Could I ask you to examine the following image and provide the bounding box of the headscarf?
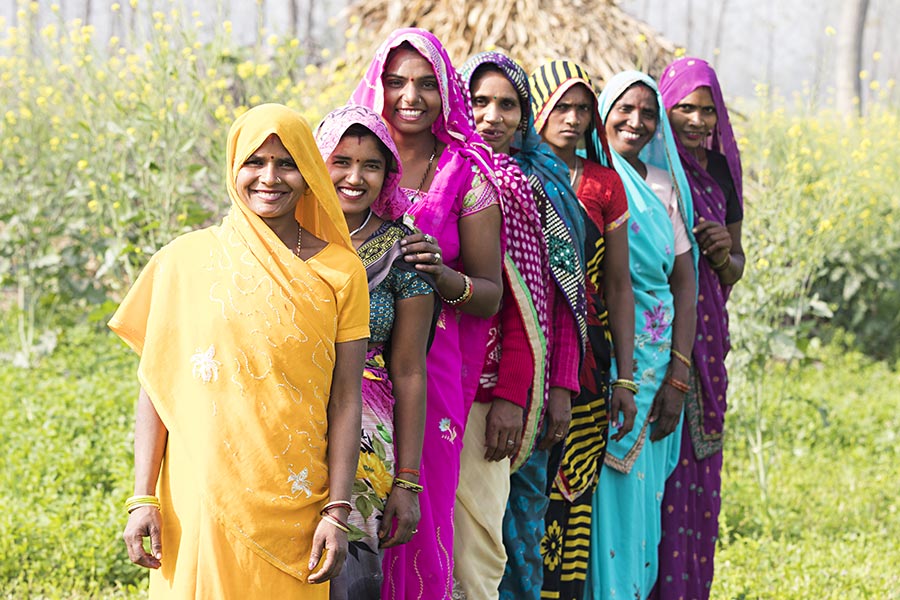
[314,103,411,221]
[529,60,611,165]
[226,103,353,253]
[349,27,496,182]
[659,57,743,203]
[659,58,742,452]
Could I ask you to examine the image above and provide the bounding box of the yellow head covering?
[225,103,353,253]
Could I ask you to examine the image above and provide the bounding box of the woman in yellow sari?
[110,103,370,597]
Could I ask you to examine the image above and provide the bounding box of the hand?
[538,387,572,450]
[123,506,163,569]
[484,398,524,461]
[401,232,446,279]
[378,487,421,548]
[307,516,348,583]
[609,386,637,442]
[693,218,733,267]
[648,379,685,442]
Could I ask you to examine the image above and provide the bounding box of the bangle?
[320,500,352,516]
[671,349,692,369]
[710,253,731,271]
[665,377,690,394]
[610,379,638,394]
[125,495,161,514]
[440,273,473,306]
[321,514,351,533]
[397,467,420,477]
[393,478,424,493]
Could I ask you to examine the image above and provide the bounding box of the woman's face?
[381,47,442,136]
[667,86,717,151]
[326,134,387,218]
[235,134,307,223]
[541,83,593,155]
[471,69,522,155]
[605,83,658,160]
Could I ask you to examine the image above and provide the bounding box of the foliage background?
[1,2,898,599]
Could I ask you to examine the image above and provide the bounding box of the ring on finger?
[506,439,515,446]
[433,252,441,264]
[554,431,565,438]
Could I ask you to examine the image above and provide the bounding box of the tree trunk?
[289,0,299,40]
[836,0,871,116]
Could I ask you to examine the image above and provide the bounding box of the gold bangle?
[671,349,692,369]
[611,379,638,394]
[441,273,473,306]
[321,514,351,533]
[125,495,161,514]
[393,478,424,493]
[710,253,731,271]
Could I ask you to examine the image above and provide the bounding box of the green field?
[2,5,900,599]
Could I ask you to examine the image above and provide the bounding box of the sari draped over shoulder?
[583,72,697,600]
[109,104,370,598]
[351,29,501,600]
[651,57,744,600]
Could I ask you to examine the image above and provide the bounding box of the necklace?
[413,141,438,199]
[349,208,372,237]
[294,223,302,257]
[569,157,581,189]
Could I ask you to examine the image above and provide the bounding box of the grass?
[1,328,898,598]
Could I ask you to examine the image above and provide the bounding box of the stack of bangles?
[320,500,353,533]
[665,377,690,393]
[611,378,639,394]
[125,495,161,514]
[440,273,473,306]
[671,349,692,369]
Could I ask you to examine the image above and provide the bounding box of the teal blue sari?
[584,71,698,600]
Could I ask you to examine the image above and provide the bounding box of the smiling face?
[235,134,307,227]
[470,68,522,155]
[381,46,442,137]
[326,133,387,219]
[667,86,717,151]
[540,83,594,156]
[604,82,659,161]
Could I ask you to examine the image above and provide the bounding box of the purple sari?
[652,57,744,600]
[351,28,501,600]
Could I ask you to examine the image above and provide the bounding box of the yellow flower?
[355,452,393,498]
[223,20,232,33]
[111,3,120,11]
[873,51,882,62]
[87,200,99,212]
[825,25,836,36]
[77,159,88,170]
[859,70,869,80]
[674,47,686,58]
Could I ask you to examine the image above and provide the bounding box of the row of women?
[113,26,744,600]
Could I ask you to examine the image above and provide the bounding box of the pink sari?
[351,28,501,599]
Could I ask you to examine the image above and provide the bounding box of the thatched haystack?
[338,0,676,88]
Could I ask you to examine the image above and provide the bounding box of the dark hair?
[384,41,421,70]
[341,123,397,173]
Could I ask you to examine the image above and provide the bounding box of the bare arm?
[649,252,697,442]
[123,387,167,569]
[308,338,366,583]
[693,218,745,287]
[379,293,433,548]
[603,225,637,442]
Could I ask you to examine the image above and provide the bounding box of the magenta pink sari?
[351,28,501,599]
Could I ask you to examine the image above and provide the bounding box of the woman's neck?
[550,144,578,171]
[625,155,648,179]
[689,145,708,169]
[392,129,437,163]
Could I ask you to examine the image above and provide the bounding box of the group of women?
[113,26,744,600]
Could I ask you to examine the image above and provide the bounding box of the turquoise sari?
[584,71,697,599]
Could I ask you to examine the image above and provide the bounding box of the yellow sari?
[110,104,370,597]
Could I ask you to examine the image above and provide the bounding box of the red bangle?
[398,467,420,477]
[665,377,690,394]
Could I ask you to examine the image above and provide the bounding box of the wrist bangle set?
[441,273,473,306]
[397,467,420,477]
[320,500,352,516]
[665,377,690,394]
[321,514,351,534]
[611,379,638,394]
[125,495,160,514]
